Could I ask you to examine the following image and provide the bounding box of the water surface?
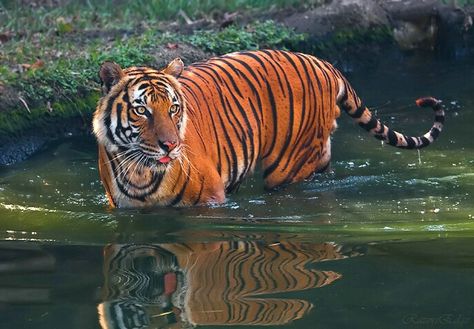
[0,53,473,328]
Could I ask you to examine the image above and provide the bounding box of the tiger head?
[93,58,187,171]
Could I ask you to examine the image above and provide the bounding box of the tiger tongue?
[164,272,177,295]
[158,156,172,164]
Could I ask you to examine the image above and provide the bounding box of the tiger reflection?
[98,241,363,328]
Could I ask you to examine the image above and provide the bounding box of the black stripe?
[238,51,270,75]
[420,136,430,146]
[108,150,164,201]
[261,78,278,159]
[212,61,257,181]
[260,50,287,98]
[220,55,263,89]
[376,123,385,134]
[263,52,298,179]
[193,179,206,206]
[114,102,129,144]
[211,60,245,98]
[169,165,191,206]
[405,136,416,148]
[291,54,319,158]
[192,66,240,187]
[201,67,243,187]
[430,127,441,139]
[387,129,398,145]
[435,115,445,123]
[180,71,224,175]
[350,105,366,118]
[359,116,377,131]
[216,57,264,159]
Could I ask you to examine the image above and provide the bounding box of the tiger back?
[93,50,444,208]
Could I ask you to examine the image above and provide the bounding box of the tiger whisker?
[114,154,139,178]
[116,151,141,171]
[129,153,147,179]
[116,152,143,179]
[178,151,198,181]
[105,147,140,166]
[180,146,198,171]
[122,154,146,181]
[177,156,191,181]
[180,143,197,157]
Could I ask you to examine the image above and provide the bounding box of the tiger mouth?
[158,155,172,164]
[143,153,178,168]
[119,146,178,169]
[135,142,181,167]
[142,155,174,168]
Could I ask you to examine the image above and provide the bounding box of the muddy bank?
[1,0,472,166]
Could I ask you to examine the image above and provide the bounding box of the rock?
[282,0,474,57]
[284,0,389,39]
[380,0,473,55]
[380,0,439,50]
[0,136,46,166]
[437,4,473,58]
[151,43,211,67]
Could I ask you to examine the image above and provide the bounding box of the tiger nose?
[158,140,177,152]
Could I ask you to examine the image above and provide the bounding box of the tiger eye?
[169,105,179,114]
[135,106,147,115]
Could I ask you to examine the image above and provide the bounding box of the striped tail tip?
[416,97,441,108]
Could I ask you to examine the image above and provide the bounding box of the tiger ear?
[99,62,124,94]
[162,58,184,78]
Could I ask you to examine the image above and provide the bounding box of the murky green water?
[1,53,473,328]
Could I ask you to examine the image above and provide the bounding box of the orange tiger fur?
[93,50,444,208]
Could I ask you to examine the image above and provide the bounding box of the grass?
[0,6,306,138]
[0,0,322,37]
[189,20,305,54]
[0,20,304,100]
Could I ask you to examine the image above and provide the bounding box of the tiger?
[97,241,362,328]
[93,50,445,208]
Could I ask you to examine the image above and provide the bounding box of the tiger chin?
[93,50,445,208]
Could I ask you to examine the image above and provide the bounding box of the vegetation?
[0,0,308,137]
[0,0,323,36]
[189,20,305,54]
[0,21,303,91]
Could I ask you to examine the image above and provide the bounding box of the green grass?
[0,15,306,137]
[0,20,303,101]
[189,20,305,54]
[0,0,322,37]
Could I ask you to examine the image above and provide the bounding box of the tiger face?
[93,58,187,172]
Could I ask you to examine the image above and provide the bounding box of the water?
[1,53,474,328]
